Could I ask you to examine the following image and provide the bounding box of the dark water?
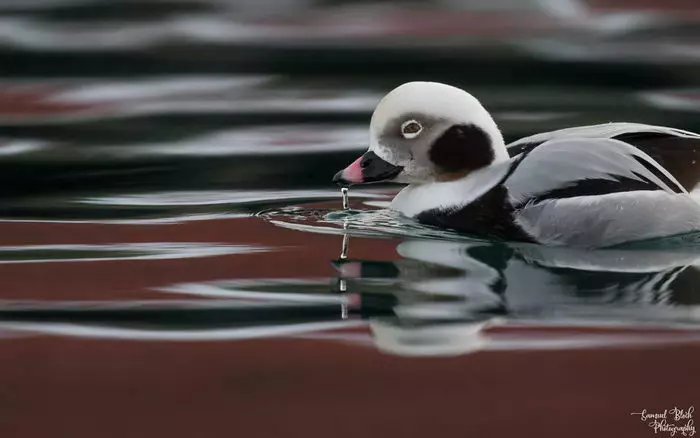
[1,1,699,437]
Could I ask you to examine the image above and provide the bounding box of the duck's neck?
[392,160,513,217]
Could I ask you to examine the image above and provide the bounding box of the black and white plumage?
[400,137,700,247]
[333,81,700,248]
[509,123,700,194]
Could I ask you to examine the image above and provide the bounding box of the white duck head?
[333,81,507,186]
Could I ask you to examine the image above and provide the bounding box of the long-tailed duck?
[332,81,700,248]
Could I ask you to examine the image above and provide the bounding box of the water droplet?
[341,187,349,210]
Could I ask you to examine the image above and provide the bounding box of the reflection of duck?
[2,235,700,358]
[340,239,700,311]
[333,81,700,247]
[334,236,700,355]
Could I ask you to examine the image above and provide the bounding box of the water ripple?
[0,242,267,263]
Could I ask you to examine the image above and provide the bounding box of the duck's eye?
[401,120,422,139]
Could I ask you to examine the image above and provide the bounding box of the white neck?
[390,160,513,217]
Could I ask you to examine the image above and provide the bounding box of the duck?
[332,81,700,248]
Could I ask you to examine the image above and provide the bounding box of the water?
[1,1,699,437]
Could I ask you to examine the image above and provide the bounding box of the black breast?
[415,185,535,243]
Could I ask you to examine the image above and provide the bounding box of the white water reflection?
[0,139,50,156]
[0,213,250,225]
[0,242,268,263]
[52,76,275,103]
[161,278,345,303]
[370,319,700,357]
[0,76,379,125]
[82,189,387,207]
[0,299,698,357]
[99,125,369,157]
[0,320,366,341]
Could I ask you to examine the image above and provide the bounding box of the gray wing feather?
[508,122,700,149]
[506,137,686,206]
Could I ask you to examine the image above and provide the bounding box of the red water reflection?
[0,216,400,301]
[0,212,697,438]
[0,85,107,118]
[0,335,696,438]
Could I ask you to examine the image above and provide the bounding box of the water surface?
[1,1,699,437]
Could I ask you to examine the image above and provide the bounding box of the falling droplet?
[340,233,349,259]
[341,187,349,210]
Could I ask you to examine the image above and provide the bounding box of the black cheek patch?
[429,124,494,173]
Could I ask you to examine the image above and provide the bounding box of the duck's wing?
[506,138,700,247]
[613,131,700,193]
[508,122,700,151]
[506,137,685,206]
[508,123,700,192]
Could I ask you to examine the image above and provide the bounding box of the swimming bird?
[332,81,700,248]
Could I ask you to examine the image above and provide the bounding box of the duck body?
[392,136,700,248]
[333,82,700,248]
